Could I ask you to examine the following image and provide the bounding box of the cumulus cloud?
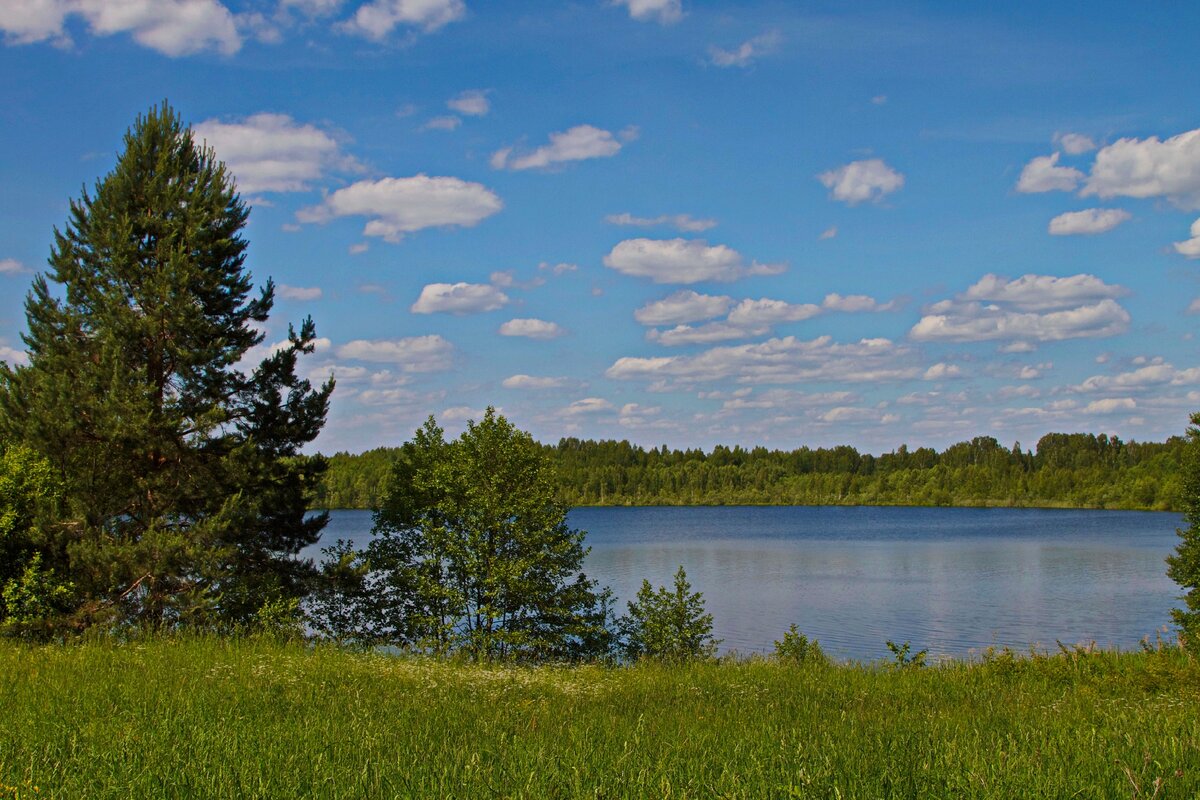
[719,389,857,412]
[296,175,502,242]
[502,374,571,390]
[1055,132,1097,155]
[1047,208,1131,236]
[411,282,509,314]
[422,115,460,131]
[618,403,661,427]
[648,321,767,346]
[819,226,838,240]
[1082,128,1200,208]
[821,293,895,312]
[0,258,26,275]
[561,397,615,416]
[726,298,820,326]
[1174,218,1200,258]
[606,335,918,388]
[498,318,566,339]
[910,273,1131,343]
[194,113,359,194]
[278,284,322,301]
[613,0,681,24]
[491,125,626,171]
[604,238,783,284]
[0,340,28,366]
[1016,152,1084,193]
[605,212,717,232]
[818,158,904,205]
[447,89,489,116]
[634,290,731,325]
[339,0,465,40]
[0,0,241,55]
[336,335,454,370]
[819,407,899,425]
[923,363,963,380]
[1083,397,1136,414]
[1072,361,1200,394]
[708,30,780,68]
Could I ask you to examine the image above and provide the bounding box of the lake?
[308,505,1183,662]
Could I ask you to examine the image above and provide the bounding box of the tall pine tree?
[0,103,333,630]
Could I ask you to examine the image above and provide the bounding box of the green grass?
[2,638,1198,798]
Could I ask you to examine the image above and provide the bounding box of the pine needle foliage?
[0,103,333,633]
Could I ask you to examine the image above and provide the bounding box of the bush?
[619,565,719,661]
[773,624,826,664]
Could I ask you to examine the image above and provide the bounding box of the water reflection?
[310,506,1181,661]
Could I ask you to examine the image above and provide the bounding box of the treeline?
[314,432,1187,511]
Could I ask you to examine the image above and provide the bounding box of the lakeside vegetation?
[2,636,1198,799]
[4,104,1200,798]
[315,432,1187,511]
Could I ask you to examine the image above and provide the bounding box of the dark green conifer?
[0,103,333,630]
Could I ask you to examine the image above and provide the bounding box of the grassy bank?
[2,638,1198,798]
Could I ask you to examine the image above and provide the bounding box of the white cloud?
[923,363,962,380]
[447,89,489,116]
[0,258,26,275]
[1016,152,1083,193]
[492,125,625,171]
[1047,208,1131,236]
[618,403,661,427]
[0,0,241,55]
[1072,362,1200,394]
[278,284,322,301]
[821,293,894,312]
[411,282,509,314]
[194,113,359,194]
[296,175,502,242]
[0,339,28,366]
[561,397,615,416]
[1175,218,1200,258]
[634,290,731,325]
[819,226,838,240]
[1083,398,1136,414]
[1055,132,1097,155]
[1083,128,1200,208]
[440,405,488,422]
[498,318,566,339]
[605,212,717,232]
[708,30,780,68]
[422,115,460,131]
[961,272,1127,311]
[339,0,465,40]
[998,341,1037,354]
[604,238,783,284]
[613,0,681,24]
[279,0,343,17]
[818,158,904,205]
[1188,298,1200,315]
[502,374,571,390]
[648,321,767,346]
[726,298,820,326]
[539,261,578,275]
[719,389,857,412]
[910,273,1131,343]
[606,335,918,387]
[819,406,897,424]
[336,335,454,371]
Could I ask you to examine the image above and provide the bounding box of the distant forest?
[314,432,1187,512]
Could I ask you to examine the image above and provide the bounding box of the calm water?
[308,506,1182,662]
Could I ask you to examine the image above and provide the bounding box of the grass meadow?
[1,636,1198,798]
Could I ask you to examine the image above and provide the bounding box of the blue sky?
[3,1,1200,454]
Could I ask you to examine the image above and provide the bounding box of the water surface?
[310,506,1182,661]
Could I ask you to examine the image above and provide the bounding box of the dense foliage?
[618,565,719,661]
[1168,412,1200,655]
[313,410,614,660]
[0,104,331,634]
[314,431,1186,511]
